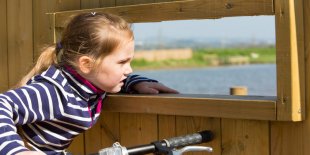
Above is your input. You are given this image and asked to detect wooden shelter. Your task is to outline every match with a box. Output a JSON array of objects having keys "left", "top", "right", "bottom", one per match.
[{"left": 0, "top": 0, "right": 309, "bottom": 155}]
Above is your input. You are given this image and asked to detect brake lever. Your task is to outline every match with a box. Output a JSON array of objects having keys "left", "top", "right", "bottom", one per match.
[{"left": 171, "top": 146, "right": 213, "bottom": 155}]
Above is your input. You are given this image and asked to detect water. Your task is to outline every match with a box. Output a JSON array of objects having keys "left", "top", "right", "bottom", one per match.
[{"left": 135, "top": 64, "right": 276, "bottom": 96}]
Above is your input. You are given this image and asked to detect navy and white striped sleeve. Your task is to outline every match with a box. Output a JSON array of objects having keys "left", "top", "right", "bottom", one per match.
[
  {"left": 0, "top": 93, "right": 29, "bottom": 154},
  {"left": 121, "top": 74, "right": 158, "bottom": 93},
  {"left": 0, "top": 81, "right": 58, "bottom": 154}
]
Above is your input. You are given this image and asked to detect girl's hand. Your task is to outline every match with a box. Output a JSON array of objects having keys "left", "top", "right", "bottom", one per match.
[
  {"left": 132, "top": 82, "right": 179, "bottom": 94},
  {"left": 16, "top": 151, "right": 45, "bottom": 155}
]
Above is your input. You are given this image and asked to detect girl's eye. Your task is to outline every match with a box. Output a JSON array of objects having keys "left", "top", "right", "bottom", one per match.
[
  {"left": 119, "top": 60, "right": 128, "bottom": 64},
  {"left": 118, "top": 58, "right": 131, "bottom": 64}
]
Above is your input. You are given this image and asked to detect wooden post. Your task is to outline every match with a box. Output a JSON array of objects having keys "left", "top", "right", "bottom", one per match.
[
  {"left": 275, "top": 0, "right": 305, "bottom": 121},
  {"left": 230, "top": 86, "right": 248, "bottom": 96}
]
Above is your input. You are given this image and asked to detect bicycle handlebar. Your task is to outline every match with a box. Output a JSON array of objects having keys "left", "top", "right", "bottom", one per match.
[{"left": 126, "top": 130, "right": 214, "bottom": 155}]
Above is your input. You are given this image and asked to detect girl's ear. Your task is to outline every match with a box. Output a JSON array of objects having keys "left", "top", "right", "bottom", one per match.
[{"left": 78, "top": 56, "right": 94, "bottom": 74}]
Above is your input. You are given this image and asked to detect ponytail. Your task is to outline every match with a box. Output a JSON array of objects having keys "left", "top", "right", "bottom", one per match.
[
  {"left": 16, "top": 46, "right": 58, "bottom": 87},
  {"left": 15, "top": 12, "right": 133, "bottom": 88}
]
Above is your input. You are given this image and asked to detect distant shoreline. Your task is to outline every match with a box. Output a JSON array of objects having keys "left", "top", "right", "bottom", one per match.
[
  {"left": 132, "top": 47, "right": 276, "bottom": 71},
  {"left": 133, "top": 62, "right": 276, "bottom": 71}
]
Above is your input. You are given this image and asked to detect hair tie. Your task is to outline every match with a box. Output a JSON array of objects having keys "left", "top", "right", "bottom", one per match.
[
  {"left": 91, "top": 12, "right": 96, "bottom": 16},
  {"left": 56, "top": 42, "right": 62, "bottom": 54}
]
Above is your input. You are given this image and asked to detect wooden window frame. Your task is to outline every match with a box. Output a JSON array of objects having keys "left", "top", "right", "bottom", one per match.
[{"left": 48, "top": 0, "right": 305, "bottom": 121}]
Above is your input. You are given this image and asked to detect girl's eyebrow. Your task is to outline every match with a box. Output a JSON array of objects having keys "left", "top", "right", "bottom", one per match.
[{"left": 118, "top": 57, "right": 131, "bottom": 62}]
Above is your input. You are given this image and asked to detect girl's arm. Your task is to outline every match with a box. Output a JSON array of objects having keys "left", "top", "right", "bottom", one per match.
[
  {"left": 130, "top": 81, "right": 179, "bottom": 94},
  {"left": 16, "top": 151, "right": 45, "bottom": 155},
  {"left": 0, "top": 94, "right": 30, "bottom": 154},
  {"left": 0, "top": 82, "right": 58, "bottom": 154},
  {"left": 121, "top": 74, "right": 158, "bottom": 93},
  {"left": 121, "top": 74, "right": 178, "bottom": 94}
]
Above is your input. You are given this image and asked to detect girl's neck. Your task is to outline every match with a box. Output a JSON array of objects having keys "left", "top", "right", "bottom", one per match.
[{"left": 64, "top": 66, "right": 104, "bottom": 94}]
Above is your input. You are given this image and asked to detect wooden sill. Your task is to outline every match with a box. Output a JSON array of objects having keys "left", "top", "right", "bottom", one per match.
[{"left": 102, "top": 94, "right": 276, "bottom": 121}]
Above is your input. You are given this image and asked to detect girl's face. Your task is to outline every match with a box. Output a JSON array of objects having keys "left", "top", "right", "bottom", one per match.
[{"left": 86, "top": 40, "right": 134, "bottom": 93}]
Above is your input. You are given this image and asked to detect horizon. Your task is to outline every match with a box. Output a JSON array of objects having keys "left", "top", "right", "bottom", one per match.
[{"left": 132, "top": 16, "right": 275, "bottom": 44}]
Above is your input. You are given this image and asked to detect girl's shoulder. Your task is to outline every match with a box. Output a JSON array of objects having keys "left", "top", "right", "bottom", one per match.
[{"left": 27, "top": 65, "right": 69, "bottom": 90}]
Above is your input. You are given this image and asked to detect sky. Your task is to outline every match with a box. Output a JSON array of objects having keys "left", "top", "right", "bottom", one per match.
[{"left": 132, "top": 16, "right": 275, "bottom": 43}]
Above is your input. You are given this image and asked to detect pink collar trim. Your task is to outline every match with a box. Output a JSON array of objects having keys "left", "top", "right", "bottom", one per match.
[{"left": 65, "top": 66, "right": 105, "bottom": 94}]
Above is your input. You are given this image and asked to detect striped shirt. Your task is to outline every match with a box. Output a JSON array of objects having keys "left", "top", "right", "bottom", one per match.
[{"left": 0, "top": 65, "right": 157, "bottom": 155}]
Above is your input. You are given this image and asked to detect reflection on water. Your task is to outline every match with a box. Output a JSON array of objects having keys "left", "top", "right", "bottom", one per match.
[{"left": 135, "top": 64, "right": 276, "bottom": 96}]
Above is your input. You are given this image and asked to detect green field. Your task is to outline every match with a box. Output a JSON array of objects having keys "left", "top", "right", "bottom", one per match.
[{"left": 131, "top": 47, "right": 276, "bottom": 70}]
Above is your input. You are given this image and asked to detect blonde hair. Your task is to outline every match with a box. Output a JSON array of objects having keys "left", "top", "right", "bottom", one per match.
[{"left": 17, "top": 12, "right": 133, "bottom": 87}]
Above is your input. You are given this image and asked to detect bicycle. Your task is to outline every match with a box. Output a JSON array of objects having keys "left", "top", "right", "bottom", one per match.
[{"left": 97, "top": 130, "right": 214, "bottom": 155}]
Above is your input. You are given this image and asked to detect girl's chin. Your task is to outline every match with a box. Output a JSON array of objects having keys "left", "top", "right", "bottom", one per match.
[
  {"left": 104, "top": 82, "right": 124, "bottom": 93},
  {"left": 106, "top": 86, "right": 122, "bottom": 93}
]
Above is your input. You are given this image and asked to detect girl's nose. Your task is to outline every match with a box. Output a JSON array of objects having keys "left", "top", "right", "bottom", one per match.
[{"left": 124, "top": 65, "right": 133, "bottom": 76}]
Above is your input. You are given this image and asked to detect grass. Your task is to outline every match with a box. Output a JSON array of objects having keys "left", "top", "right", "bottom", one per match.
[{"left": 131, "top": 47, "right": 276, "bottom": 70}]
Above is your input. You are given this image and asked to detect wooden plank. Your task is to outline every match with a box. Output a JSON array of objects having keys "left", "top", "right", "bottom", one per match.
[
  {"left": 99, "top": 112, "right": 120, "bottom": 147},
  {"left": 80, "top": 0, "right": 181, "bottom": 8},
  {"left": 303, "top": 1, "right": 310, "bottom": 155},
  {"left": 67, "top": 134, "right": 85, "bottom": 155},
  {"left": 7, "top": 0, "right": 33, "bottom": 87},
  {"left": 222, "top": 88, "right": 269, "bottom": 155},
  {"left": 99, "top": 0, "right": 116, "bottom": 7},
  {"left": 158, "top": 115, "right": 176, "bottom": 140},
  {"left": 116, "top": 0, "right": 154, "bottom": 6},
  {"left": 271, "top": 122, "right": 303, "bottom": 155},
  {"left": 175, "top": 116, "right": 221, "bottom": 155},
  {"left": 0, "top": 0, "right": 8, "bottom": 92},
  {"left": 275, "top": 0, "right": 305, "bottom": 121},
  {"left": 119, "top": 113, "right": 158, "bottom": 147},
  {"left": 54, "top": 0, "right": 274, "bottom": 29},
  {"left": 33, "top": 0, "right": 80, "bottom": 59},
  {"left": 221, "top": 119, "right": 269, "bottom": 155},
  {"left": 81, "top": 0, "right": 116, "bottom": 9},
  {"left": 84, "top": 111, "right": 120, "bottom": 154},
  {"left": 155, "top": 0, "right": 176, "bottom": 2},
  {"left": 103, "top": 94, "right": 277, "bottom": 121},
  {"left": 81, "top": 0, "right": 102, "bottom": 9},
  {"left": 84, "top": 119, "right": 102, "bottom": 154}
]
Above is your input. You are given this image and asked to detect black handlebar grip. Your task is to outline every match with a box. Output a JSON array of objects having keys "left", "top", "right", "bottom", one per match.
[
  {"left": 166, "top": 130, "right": 213, "bottom": 148},
  {"left": 126, "top": 130, "right": 214, "bottom": 155}
]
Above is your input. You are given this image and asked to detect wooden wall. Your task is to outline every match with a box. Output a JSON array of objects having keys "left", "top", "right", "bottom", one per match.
[
  {"left": 0, "top": 0, "right": 309, "bottom": 155},
  {"left": 0, "top": 0, "right": 177, "bottom": 91},
  {"left": 0, "top": 0, "right": 8, "bottom": 91}
]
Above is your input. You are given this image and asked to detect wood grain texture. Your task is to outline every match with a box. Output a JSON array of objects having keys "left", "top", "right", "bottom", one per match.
[
  {"left": 84, "top": 120, "right": 103, "bottom": 154},
  {"left": 99, "top": 111, "right": 120, "bottom": 147},
  {"left": 83, "top": 112, "right": 120, "bottom": 154},
  {"left": 0, "top": 0, "right": 8, "bottom": 92},
  {"left": 81, "top": 0, "right": 116, "bottom": 9},
  {"left": 302, "top": 1, "right": 310, "bottom": 155},
  {"left": 271, "top": 122, "right": 303, "bottom": 155},
  {"left": 176, "top": 116, "right": 221, "bottom": 155},
  {"left": 222, "top": 87, "right": 269, "bottom": 155},
  {"left": 275, "top": 0, "right": 305, "bottom": 121},
  {"left": 222, "top": 119, "right": 269, "bottom": 155},
  {"left": 119, "top": 113, "right": 158, "bottom": 147},
  {"left": 54, "top": 0, "right": 274, "bottom": 30},
  {"left": 33, "top": 0, "right": 80, "bottom": 59},
  {"left": 103, "top": 94, "right": 276, "bottom": 120},
  {"left": 116, "top": 0, "right": 154, "bottom": 6},
  {"left": 158, "top": 115, "right": 176, "bottom": 140},
  {"left": 67, "top": 134, "right": 85, "bottom": 155},
  {"left": 270, "top": 1, "right": 308, "bottom": 155},
  {"left": 7, "top": 0, "right": 33, "bottom": 87}
]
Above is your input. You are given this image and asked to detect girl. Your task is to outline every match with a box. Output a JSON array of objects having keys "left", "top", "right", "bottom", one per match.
[{"left": 0, "top": 12, "right": 178, "bottom": 155}]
